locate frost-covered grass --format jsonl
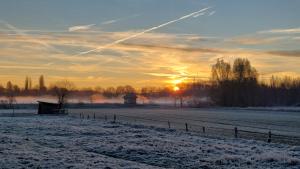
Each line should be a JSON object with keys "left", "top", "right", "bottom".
{"left": 70, "top": 108, "right": 300, "bottom": 138}
{"left": 0, "top": 115, "right": 299, "bottom": 169}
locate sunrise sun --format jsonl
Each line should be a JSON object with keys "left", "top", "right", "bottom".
{"left": 173, "top": 86, "right": 180, "bottom": 91}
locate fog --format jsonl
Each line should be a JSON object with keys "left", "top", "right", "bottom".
{"left": 0, "top": 95, "right": 209, "bottom": 107}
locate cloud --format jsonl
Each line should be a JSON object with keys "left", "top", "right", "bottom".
{"left": 101, "top": 14, "right": 140, "bottom": 25}
{"left": 293, "top": 37, "right": 300, "bottom": 40}
{"left": 0, "top": 20, "right": 62, "bottom": 53}
{"left": 1, "top": 26, "right": 299, "bottom": 59}
{"left": 117, "top": 43, "right": 225, "bottom": 54}
{"left": 1, "top": 23, "right": 300, "bottom": 87}
{"left": 266, "top": 50, "right": 300, "bottom": 57}
{"left": 101, "top": 20, "right": 117, "bottom": 25}
{"left": 227, "top": 36, "right": 289, "bottom": 45}
{"left": 114, "top": 43, "right": 300, "bottom": 58}
{"left": 0, "top": 65, "right": 50, "bottom": 70}
{"left": 68, "top": 24, "right": 96, "bottom": 32}
{"left": 259, "top": 27, "right": 300, "bottom": 34}
{"left": 68, "top": 14, "right": 141, "bottom": 33}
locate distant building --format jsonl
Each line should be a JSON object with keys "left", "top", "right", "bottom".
{"left": 123, "top": 93, "right": 137, "bottom": 105}
{"left": 37, "top": 101, "right": 67, "bottom": 114}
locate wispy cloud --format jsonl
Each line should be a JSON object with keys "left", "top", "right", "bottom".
{"left": 68, "top": 24, "right": 96, "bottom": 32}
{"left": 101, "top": 20, "right": 117, "bottom": 25}
{"left": 101, "top": 14, "right": 140, "bottom": 25}
{"left": 294, "top": 37, "right": 300, "bottom": 40}
{"left": 259, "top": 27, "right": 300, "bottom": 34}
{"left": 68, "top": 14, "right": 140, "bottom": 32}
{"left": 266, "top": 50, "right": 300, "bottom": 57}
{"left": 0, "top": 20, "right": 62, "bottom": 53}
{"left": 114, "top": 43, "right": 300, "bottom": 58}
{"left": 227, "top": 36, "right": 290, "bottom": 45}
{"left": 1, "top": 22, "right": 300, "bottom": 87}
{"left": 0, "top": 65, "right": 50, "bottom": 70}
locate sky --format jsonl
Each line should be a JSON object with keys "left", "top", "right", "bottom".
{"left": 0, "top": 0, "right": 299, "bottom": 88}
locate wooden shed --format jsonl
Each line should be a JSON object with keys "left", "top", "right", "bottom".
{"left": 123, "top": 93, "right": 137, "bottom": 105}
{"left": 37, "top": 101, "right": 66, "bottom": 115}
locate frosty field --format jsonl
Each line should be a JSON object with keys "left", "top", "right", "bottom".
{"left": 69, "top": 108, "right": 300, "bottom": 140}
{"left": 0, "top": 111, "right": 300, "bottom": 169}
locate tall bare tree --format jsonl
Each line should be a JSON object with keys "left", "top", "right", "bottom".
{"left": 24, "top": 76, "right": 29, "bottom": 91}
{"left": 6, "top": 81, "right": 16, "bottom": 114}
{"left": 211, "top": 58, "right": 259, "bottom": 107}
{"left": 52, "top": 80, "right": 75, "bottom": 108}
{"left": 39, "top": 75, "right": 46, "bottom": 92}
{"left": 232, "top": 58, "right": 258, "bottom": 82}
{"left": 211, "top": 59, "right": 231, "bottom": 84}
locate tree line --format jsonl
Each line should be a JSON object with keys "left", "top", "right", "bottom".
{"left": 210, "top": 58, "right": 300, "bottom": 107}
{"left": 0, "top": 77, "right": 172, "bottom": 98}
{"left": 1, "top": 58, "right": 300, "bottom": 107}
{"left": 0, "top": 75, "right": 47, "bottom": 96}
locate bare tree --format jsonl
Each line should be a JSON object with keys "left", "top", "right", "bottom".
{"left": 211, "top": 58, "right": 259, "bottom": 107}
{"left": 6, "top": 81, "right": 16, "bottom": 115}
{"left": 29, "top": 77, "right": 32, "bottom": 90}
{"left": 232, "top": 58, "right": 258, "bottom": 82}
{"left": 24, "top": 76, "right": 29, "bottom": 91}
{"left": 52, "top": 80, "right": 75, "bottom": 108}
{"left": 211, "top": 59, "right": 231, "bottom": 84}
{"left": 39, "top": 75, "right": 47, "bottom": 92}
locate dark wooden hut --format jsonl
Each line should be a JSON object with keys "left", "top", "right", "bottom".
{"left": 37, "top": 101, "right": 66, "bottom": 114}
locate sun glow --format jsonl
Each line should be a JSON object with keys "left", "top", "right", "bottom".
{"left": 172, "top": 79, "right": 183, "bottom": 85}
{"left": 173, "top": 86, "right": 180, "bottom": 91}
{"left": 171, "top": 78, "right": 184, "bottom": 92}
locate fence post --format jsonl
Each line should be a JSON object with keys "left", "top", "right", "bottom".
{"left": 185, "top": 123, "right": 188, "bottom": 132}
{"left": 113, "top": 114, "right": 116, "bottom": 123}
{"left": 202, "top": 126, "right": 206, "bottom": 133}
{"left": 79, "top": 113, "right": 81, "bottom": 119}
{"left": 105, "top": 115, "right": 107, "bottom": 121}
{"left": 268, "top": 131, "right": 272, "bottom": 143}
{"left": 93, "top": 113, "right": 96, "bottom": 119}
{"left": 168, "top": 121, "right": 171, "bottom": 129}
{"left": 234, "top": 127, "right": 238, "bottom": 138}
{"left": 87, "top": 115, "right": 90, "bottom": 119}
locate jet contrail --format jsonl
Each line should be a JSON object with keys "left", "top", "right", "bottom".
{"left": 76, "top": 7, "right": 211, "bottom": 56}
{"left": 208, "top": 11, "right": 216, "bottom": 16}
{"left": 193, "top": 12, "right": 206, "bottom": 18}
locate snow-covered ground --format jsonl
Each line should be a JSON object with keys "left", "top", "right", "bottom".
{"left": 69, "top": 108, "right": 300, "bottom": 138}
{"left": 0, "top": 115, "right": 299, "bottom": 169}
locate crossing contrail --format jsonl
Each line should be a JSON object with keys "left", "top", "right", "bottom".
{"left": 76, "top": 7, "right": 211, "bottom": 56}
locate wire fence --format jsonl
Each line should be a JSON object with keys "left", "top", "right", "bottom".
{"left": 70, "top": 112, "right": 300, "bottom": 146}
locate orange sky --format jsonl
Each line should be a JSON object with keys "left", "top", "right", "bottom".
{"left": 0, "top": 31, "right": 300, "bottom": 88}
{"left": 0, "top": 1, "right": 299, "bottom": 88}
